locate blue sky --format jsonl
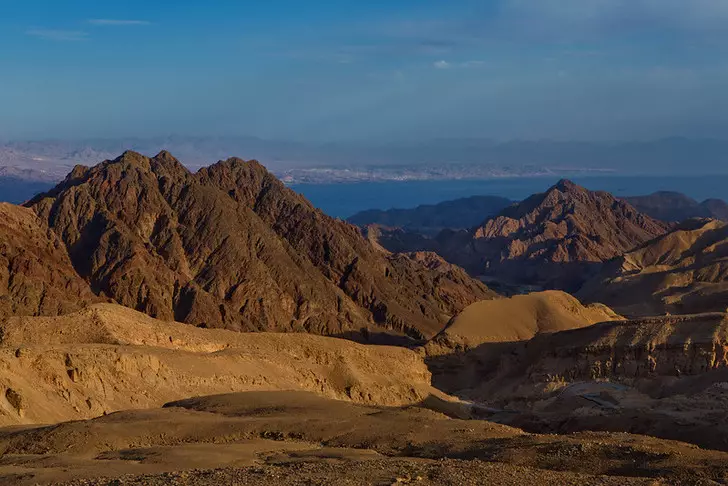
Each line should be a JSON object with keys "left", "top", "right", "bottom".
{"left": 2, "top": 0, "right": 728, "bottom": 142}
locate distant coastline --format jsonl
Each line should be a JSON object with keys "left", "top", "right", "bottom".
{"left": 292, "top": 174, "right": 728, "bottom": 219}
{"left": 275, "top": 164, "right": 615, "bottom": 185}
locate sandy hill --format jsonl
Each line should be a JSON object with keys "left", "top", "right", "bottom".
{"left": 432, "top": 180, "right": 668, "bottom": 290}
{"left": 0, "top": 203, "right": 98, "bottom": 321}
{"left": 24, "top": 151, "right": 493, "bottom": 340}
{"left": 0, "top": 303, "right": 446, "bottom": 427}
{"left": 428, "top": 291, "right": 619, "bottom": 351}
{"left": 624, "top": 191, "right": 728, "bottom": 222}
{"left": 348, "top": 195, "right": 513, "bottom": 236}
{"left": 579, "top": 218, "right": 728, "bottom": 316}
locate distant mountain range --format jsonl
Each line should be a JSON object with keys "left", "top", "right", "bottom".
{"left": 623, "top": 191, "right": 728, "bottom": 222}
{"left": 356, "top": 182, "right": 728, "bottom": 305}
{"left": 439, "top": 180, "right": 670, "bottom": 290}
{"left": 348, "top": 196, "right": 513, "bottom": 236}
{"left": 3, "top": 136, "right": 728, "bottom": 187}
{"left": 351, "top": 190, "right": 728, "bottom": 233}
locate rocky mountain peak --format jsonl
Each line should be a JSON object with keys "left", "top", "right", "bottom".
{"left": 20, "top": 151, "right": 494, "bottom": 341}
{"left": 435, "top": 180, "right": 668, "bottom": 290}
{"left": 553, "top": 178, "right": 582, "bottom": 193}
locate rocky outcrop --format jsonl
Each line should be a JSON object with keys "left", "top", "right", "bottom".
{"left": 0, "top": 203, "right": 98, "bottom": 320}
{"left": 522, "top": 313, "right": 728, "bottom": 383}
{"left": 430, "top": 312, "right": 728, "bottom": 403}
{"left": 26, "top": 151, "right": 494, "bottom": 339}
{"left": 0, "top": 303, "right": 440, "bottom": 426}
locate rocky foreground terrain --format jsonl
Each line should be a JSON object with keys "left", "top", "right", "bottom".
{"left": 0, "top": 300, "right": 727, "bottom": 484}
{"left": 4, "top": 152, "right": 728, "bottom": 484}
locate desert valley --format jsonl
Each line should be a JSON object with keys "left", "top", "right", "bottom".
{"left": 7, "top": 2, "right": 728, "bottom": 483}
{"left": 0, "top": 150, "right": 726, "bottom": 484}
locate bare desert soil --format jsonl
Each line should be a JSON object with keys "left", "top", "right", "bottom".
{"left": 2, "top": 302, "right": 728, "bottom": 484}
{"left": 1, "top": 391, "right": 724, "bottom": 485}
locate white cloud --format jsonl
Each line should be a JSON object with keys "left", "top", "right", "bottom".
{"left": 434, "top": 60, "right": 484, "bottom": 70}
{"left": 88, "top": 19, "right": 151, "bottom": 26}
{"left": 26, "top": 29, "right": 88, "bottom": 41}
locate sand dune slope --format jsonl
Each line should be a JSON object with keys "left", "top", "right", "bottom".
{"left": 0, "top": 304, "right": 437, "bottom": 426}
{"left": 429, "top": 291, "right": 619, "bottom": 351}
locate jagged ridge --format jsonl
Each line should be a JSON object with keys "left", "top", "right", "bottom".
{"left": 435, "top": 179, "right": 668, "bottom": 290}
{"left": 26, "top": 151, "right": 494, "bottom": 339}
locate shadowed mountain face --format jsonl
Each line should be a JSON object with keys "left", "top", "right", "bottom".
{"left": 623, "top": 191, "right": 728, "bottom": 223}
{"left": 347, "top": 196, "right": 513, "bottom": 236}
{"left": 431, "top": 180, "right": 669, "bottom": 290}
{"left": 0, "top": 204, "right": 98, "bottom": 321}
{"left": 26, "top": 151, "right": 493, "bottom": 340}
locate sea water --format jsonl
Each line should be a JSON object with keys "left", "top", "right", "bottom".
{"left": 292, "top": 175, "right": 728, "bottom": 219}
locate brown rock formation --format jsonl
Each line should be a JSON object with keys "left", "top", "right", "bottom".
{"left": 436, "top": 179, "right": 668, "bottom": 290}
{"left": 521, "top": 313, "right": 728, "bottom": 383}
{"left": 0, "top": 203, "right": 97, "bottom": 320}
{"left": 430, "top": 311, "right": 728, "bottom": 406}
{"left": 427, "top": 312, "right": 728, "bottom": 453}
{"left": 579, "top": 218, "right": 728, "bottom": 316}
{"left": 0, "top": 303, "right": 443, "bottom": 426}
{"left": 26, "top": 151, "right": 494, "bottom": 339}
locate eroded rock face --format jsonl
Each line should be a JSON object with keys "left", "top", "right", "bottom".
{"left": 434, "top": 180, "right": 668, "bottom": 290}
{"left": 579, "top": 218, "right": 728, "bottom": 316}
{"left": 432, "top": 312, "right": 728, "bottom": 403}
{"left": 425, "top": 312, "right": 728, "bottom": 454}
{"left": 26, "top": 151, "right": 494, "bottom": 339}
{"left": 522, "top": 313, "right": 728, "bottom": 382}
{"left": 0, "top": 203, "right": 98, "bottom": 321}
{"left": 0, "top": 303, "right": 441, "bottom": 426}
